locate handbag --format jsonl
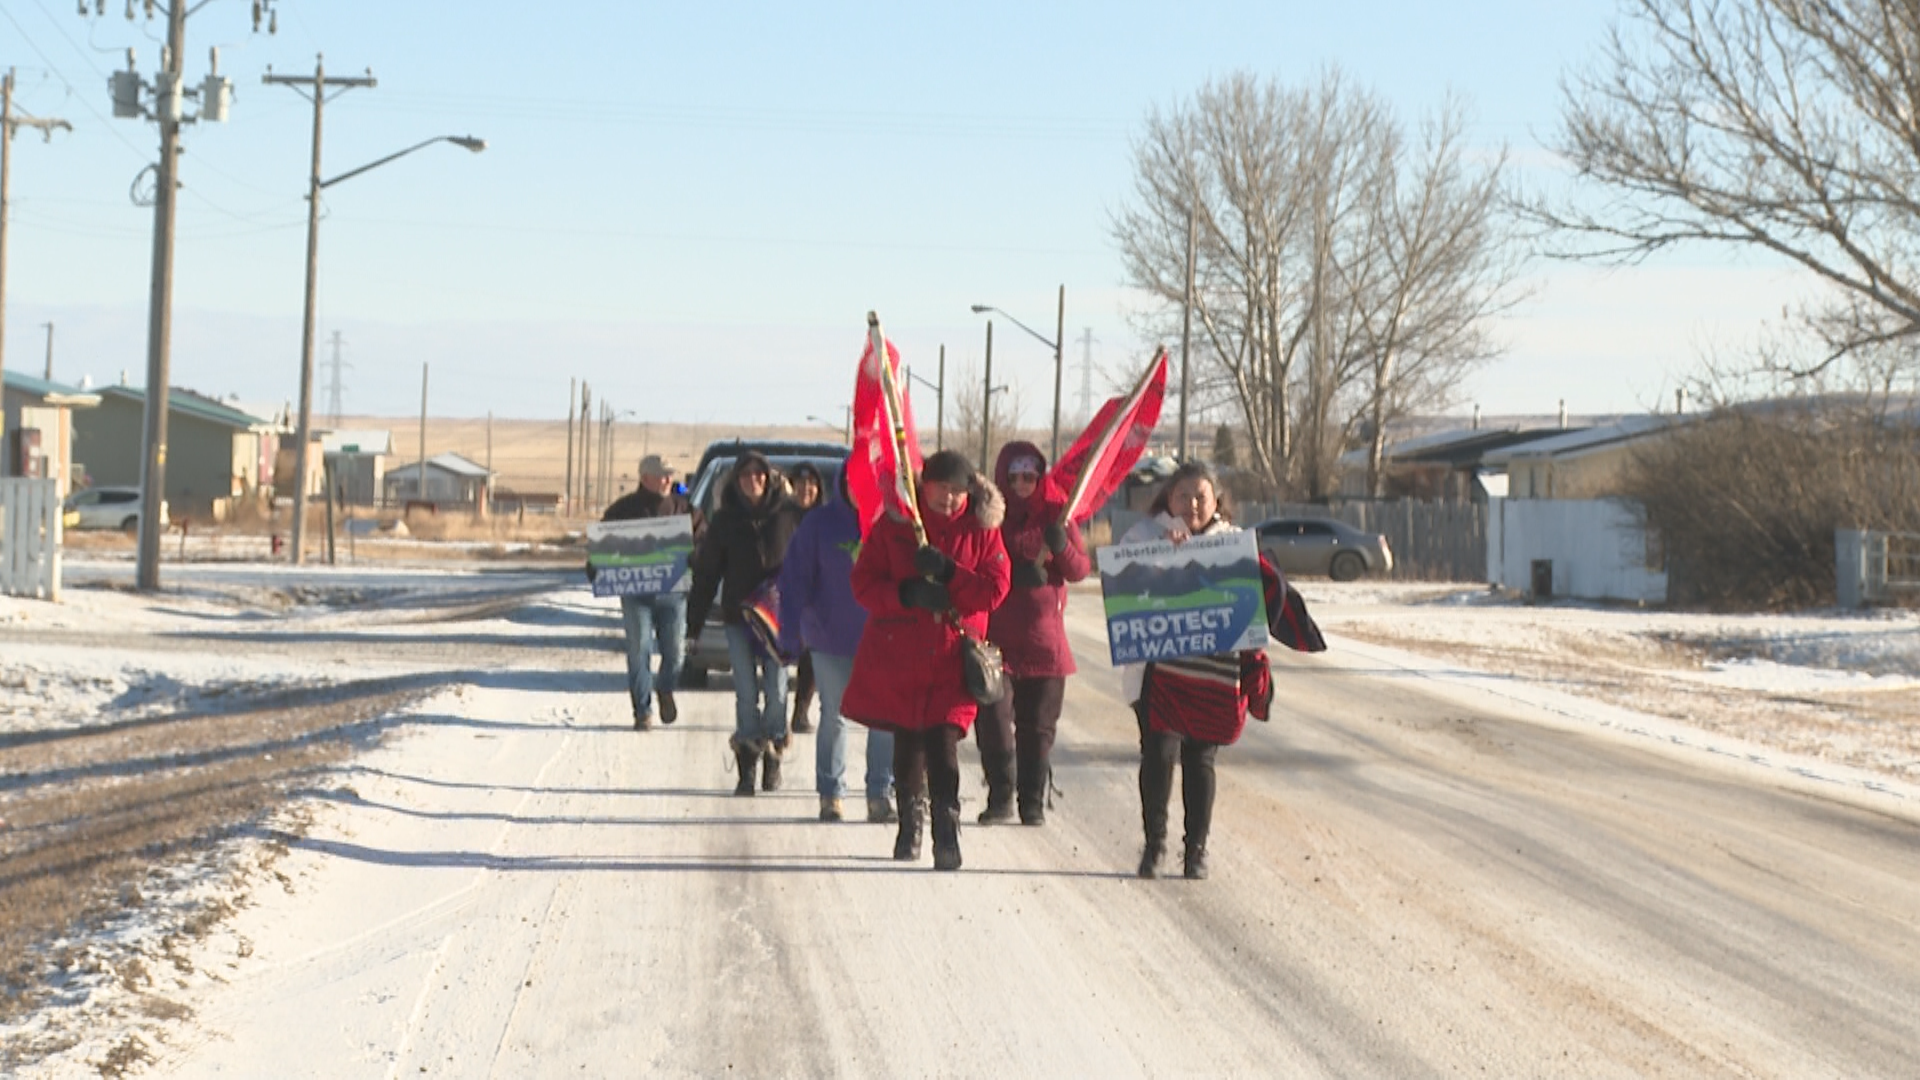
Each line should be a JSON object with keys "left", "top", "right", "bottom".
{"left": 957, "top": 624, "right": 1008, "bottom": 707}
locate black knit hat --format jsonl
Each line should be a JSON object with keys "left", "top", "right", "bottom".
{"left": 921, "top": 449, "right": 973, "bottom": 487}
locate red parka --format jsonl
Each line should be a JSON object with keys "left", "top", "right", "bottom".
{"left": 986, "top": 441, "right": 1092, "bottom": 678}
{"left": 841, "top": 476, "right": 1011, "bottom": 735}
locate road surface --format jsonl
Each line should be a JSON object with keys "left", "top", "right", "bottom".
{"left": 74, "top": 583, "right": 1920, "bottom": 1078}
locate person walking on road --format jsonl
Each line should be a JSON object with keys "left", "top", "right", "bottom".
{"left": 978, "top": 441, "right": 1090, "bottom": 826}
{"left": 777, "top": 467, "right": 896, "bottom": 824}
{"left": 842, "top": 450, "right": 1010, "bottom": 870}
{"left": 687, "top": 452, "right": 804, "bottom": 795}
{"left": 600, "top": 455, "right": 692, "bottom": 731}
{"left": 1120, "top": 461, "right": 1284, "bottom": 881}
{"left": 785, "top": 462, "right": 827, "bottom": 737}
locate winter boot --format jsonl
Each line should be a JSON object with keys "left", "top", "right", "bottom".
{"left": 977, "top": 751, "right": 1015, "bottom": 825}
{"left": 1016, "top": 755, "right": 1050, "bottom": 826}
{"left": 790, "top": 695, "right": 814, "bottom": 735}
{"left": 866, "top": 796, "right": 897, "bottom": 824}
{"left": 1138, "top": 835, "right": 1166, "bottom": 879}
{"left": 893, "top": 797, "right": 926, "bottom": 861}
{"left": 761, "top": 740, "right": 784, "bottom": 793}
{"left": 1183, "top": 843, "right": 1210, "bottom": 881}
{"left": 656, "top": 689, "right": 678, "bottom": 725}
{"left": 632, "top": 706, "right": 653, "bottom": 732}
{"left": 931, "top": 803, "right": 963, "bottom": 871}
{"left": 819, "top": 796, "right": 844, "bottom": 822}
{"left": 731, "top": 739, "right": 758, "bottom": 797}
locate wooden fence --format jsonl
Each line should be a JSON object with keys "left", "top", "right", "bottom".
{"left": 0, "top": 478, "right": 62, "bottom": 601}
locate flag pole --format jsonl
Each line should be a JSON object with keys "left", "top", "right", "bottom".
{"left": 869, "top": 311, "right": 927, "bottom": 547}
{"left": 1062, "top": 346, "right": 1168, "bottom": 523}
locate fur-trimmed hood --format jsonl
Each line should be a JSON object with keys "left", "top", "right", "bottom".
{"left": 882, "top": 471, "right": 1005, "bottom": 531}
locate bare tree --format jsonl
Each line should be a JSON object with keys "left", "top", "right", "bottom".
{"left": 1535, "top": 0, "right": 1920, "bottom": 383}
{"left": 947, "top": 362, "right": 1024, "bottom": 472}
{"left": 1117, "top": 70, "right": 1514, "bottom": 499}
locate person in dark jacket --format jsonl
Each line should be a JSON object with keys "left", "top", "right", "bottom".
{"left": 777, "top": 467, "right": 895, "bottom": 823}
{"left": 600, "top": 455, "right": 692, "bottom": 730}
{"left": 785, "top": 461, "right": 827, "bottom": 736}
{"left": 687, "top": 451, "right": 805, "bottom": 795}
{"left": 978, "top": 441, "right": 1091, "bottom": 826}
{"left": 842, "top": 450, "right": 1010, "bottom": 871}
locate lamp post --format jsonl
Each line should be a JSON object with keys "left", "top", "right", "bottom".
{"left": 970, "top": 283, "right": 1065, "bottom": 461}
{"left": 276, "top": 120, "right": 485, "bottom": 564}
{"left": 807, "top": 407, "right": 853, "bottom": 444}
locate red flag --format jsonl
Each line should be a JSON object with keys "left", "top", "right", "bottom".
{"left": 846, "top": 326, "right": 923, "bottom": 538}
{"left": 1053, "top": 348, "right": 1169, "bottom": 524}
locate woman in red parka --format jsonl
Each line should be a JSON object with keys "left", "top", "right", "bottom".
{"left": 978, "top": 441, "right": 1091, "bottom": 826}
{"left": 841, "top": 450, "right": 1010, "bottom": 871}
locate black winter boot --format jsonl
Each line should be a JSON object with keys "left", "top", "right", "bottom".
{"left": 1138, "top": 836, "right": 1166, "bottom": 879}
{"left": 731, "top": 739, "right": 758, "bottom": 797}
{"left": 893, "top": 797, "right": 926, "bottom": 861}
{"left": 761, "top": 740, "right": 784, "bottom": 792}
{"left": 1183, "top": 843, "right": 1210, "bottom": 880}
{"left": 1016, "top": 753, "right": 1050, "bottom": 826}
{"left": 977, "top": 751, "right": 1015, "bottom": 824}
{"left": 931, "top": 803, "right": 963, "bottom": 871}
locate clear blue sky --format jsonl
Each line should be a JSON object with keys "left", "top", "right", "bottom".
{"left": 2, "top": 0, "right": 1811, "bottom": 428}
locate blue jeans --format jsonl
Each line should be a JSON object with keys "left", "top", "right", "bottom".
{"left": 810, "top": 651, "right": 894, "bottom": 800}
{"left": 724, "top": 623, "right": 788, "bottom": 745}
{"left": 619, "top": 593, "right": 686, "bottom": 719}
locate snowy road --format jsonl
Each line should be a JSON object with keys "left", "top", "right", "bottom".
{"left": 20, "top": 574, "right": 1920, "bottom": 1078}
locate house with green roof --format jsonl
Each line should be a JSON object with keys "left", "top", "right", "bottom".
{"left": 71, "top": 384, "right": 284, "bottom": 520}
{"left": 3, "top": 371, "right": 102, "bottom": 500}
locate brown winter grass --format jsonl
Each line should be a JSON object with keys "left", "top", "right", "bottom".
{"left": 0, "top": 683, "right": 425, "bottom": 1066}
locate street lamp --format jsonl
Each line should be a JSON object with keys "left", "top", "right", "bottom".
{"left": 807, "top": 408, "right": 852, "bottom": 444}
{"left": 285, "top": 133, "right": 485, "bottom": 564}
{"left": 970, "top": 283, "right": 1065, "bottom": 461}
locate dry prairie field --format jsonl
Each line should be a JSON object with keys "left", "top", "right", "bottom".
{"left": 338, "top": 415, "right": 992, "bottom": 497}
{"left": 335, "top": 417, "right": 851, "bottom": 497}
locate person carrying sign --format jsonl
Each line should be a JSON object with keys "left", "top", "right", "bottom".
{"left": 841, "top": 449, "right": 1010, "bottom": 871}
{"left": 1119, "top": 460, "right": 1323, "bottom": 880}
{"left": 977, "top": 441, "right": 1091, "bottom": 827}
{"left": 600, "top": 455, "right": 692, "bottom": 730}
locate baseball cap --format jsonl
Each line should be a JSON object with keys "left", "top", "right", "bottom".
{"left": 639, "top": 454, "right": 675, "bottom": 478}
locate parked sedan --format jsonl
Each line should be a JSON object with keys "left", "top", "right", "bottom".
{"left": 1254, "top": 517, "right": 1392, "bottom": 581}
{"left": 62, "top": 487, "right": 169, "bottom": 533}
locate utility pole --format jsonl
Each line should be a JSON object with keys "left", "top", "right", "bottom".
{"left": 1077, "top": 327, "right": 1095, "bottom": 426}
{"left": 563, "top": 378, "right": 575, "bottom": 516}
{"left": 1, "top": 68, "right": 71, "bottom": 475}
{"left": 416, "top": 362, "right": 428, "bottom": 502}
{"left": 936, "top": 344, "right": 946, "bottom": 451}
{"left": 322, "top": 330, "right": 349, "bottom": 426}
{"left": 578, "top": 383, "right": 592, "bottom": 514}
{"left": 1178, "top": 206, "right": 1196, "bottom": 462}
{"left": 86, "top": 0, "right": 252, "bottom": 590}
{"left": 1051, "top": 284, "right": 1065, "bottom": 461}
{"left": 265, "top": 56, "right": 375, "bottom": 565}
{"left": 42, "top": 322, "right": 54, "bottom": 380}
{"left": 981, "top": 321, "right": 994, "bottom": 471}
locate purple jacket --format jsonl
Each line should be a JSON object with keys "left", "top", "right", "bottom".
{"left": 776, "top": 494, "right": 867, "bottom": 658}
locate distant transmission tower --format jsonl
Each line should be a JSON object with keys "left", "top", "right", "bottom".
{"left": 1076, "top": 327, "right": 1096, "bottom": 423}
{"left": 323, "top": 331, "right": 351, "bottom": 426}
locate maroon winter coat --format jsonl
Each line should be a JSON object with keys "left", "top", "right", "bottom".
{"left": 986, "top": 441, "right": 1092, "bottom": 678}
{"left": 841, "top": 476, "right": 1011, "bottom": 735}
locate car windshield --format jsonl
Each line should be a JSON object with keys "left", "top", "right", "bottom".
{"left": 692, "top": 454, "right": 844, "bottom": 519}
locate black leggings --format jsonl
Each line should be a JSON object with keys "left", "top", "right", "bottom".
{"left": 893, "top": 724, "right": 962, "bottom": 815}
{"left": 1135, "top": 704, "right": 1220, "bottom": 849}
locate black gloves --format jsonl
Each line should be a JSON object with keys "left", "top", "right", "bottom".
{"left": 584, "top": 562, "right": 598, "bottom": 583}
{"left": 1011, "top": 560, "right": 1047, "bottom": 589}
{"left": 1043, "top": 522, "right": 1069, "bottom": 555}
{"left": 913, "top": 544, "right": 956, "bottom": 583}
{"left": 898, "top": 578, "right": 952, "bottom": 611}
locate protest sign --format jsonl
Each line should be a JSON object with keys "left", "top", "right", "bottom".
{"left": 1098, "top": 528, "right": 1268, "bottom": 665}
{"left": 586, "top": 516, "right": 694, "bottom": 598}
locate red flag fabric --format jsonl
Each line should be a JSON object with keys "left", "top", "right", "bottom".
{"left": 1053, "top": 349, "right": 1169, "bottom": 524}
{"left": 847, "top": 334, "right": 923, "bottom": 538}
